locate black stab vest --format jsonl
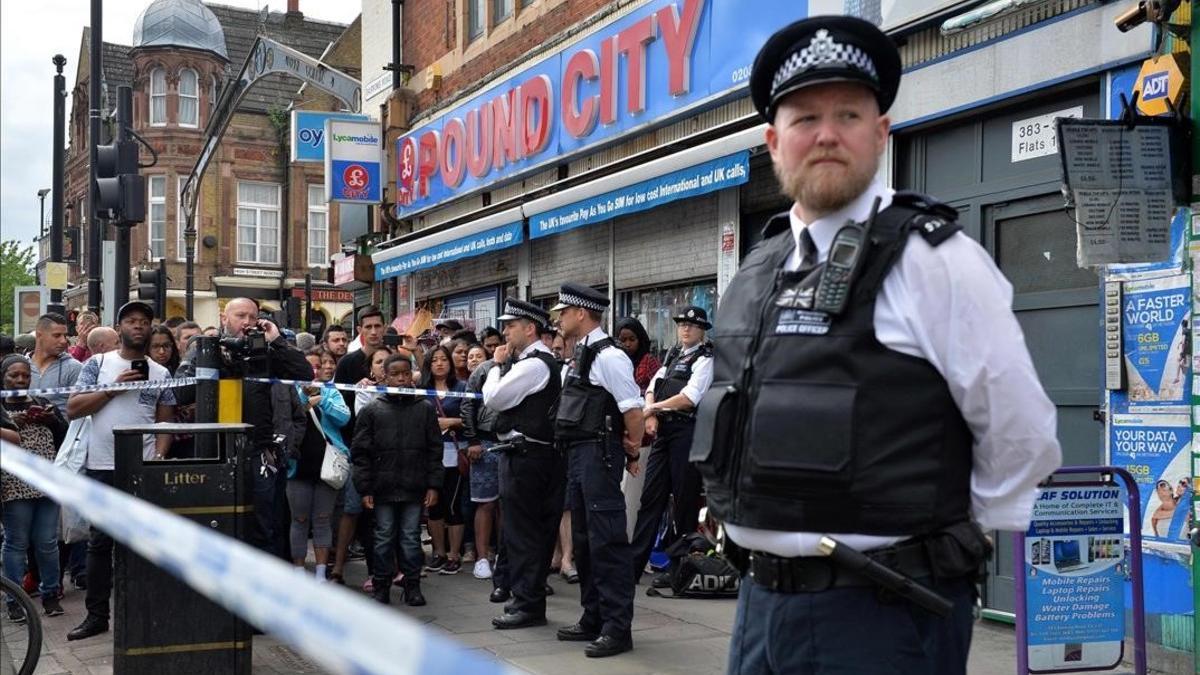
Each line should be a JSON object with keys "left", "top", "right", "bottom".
{"left": 555, "top": 337, "right": 625, "bottom": 442}
{"left": 494, "top": 350, "right": 561, "bottom": 444}
{"left": 691, "top": 193, "right": 974, "bottom": 536}
{"left": 652, "top": 342, "right": 713, "bottom": 402}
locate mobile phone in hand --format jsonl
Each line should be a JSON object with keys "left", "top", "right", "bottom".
{"left": 131, "top": 359, "right": 149, "bottom": 379}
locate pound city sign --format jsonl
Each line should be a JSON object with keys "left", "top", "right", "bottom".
{"left": 395, "top": 0, "right": 809, "bottom": 215}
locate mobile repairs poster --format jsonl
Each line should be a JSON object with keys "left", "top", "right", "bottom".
{"left": 1114, "top": 274, "right": 1190, "bottom": 413}
{"left": 1025, "top": 486, "right": 1125, "bottom": 671}
{"left": 1110, "top": 413, "right": 1193, "bottom": 545}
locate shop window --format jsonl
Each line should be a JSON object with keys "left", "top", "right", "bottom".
{"left": 468, "top": 0, "right": 485, "bottom": 40}
{"left": 176, "top": 176, "right": 196, "bottom": 261}
{"left": 179, "top": 68, "right": 199, "bottom": 127}
{"left": 494, "top": 0, "right": 513, "bottom": 23}
{"left": 307, "top": 185, "right": 328, "bottom": 267}
{"left": 149, "top": 68, "right": 167, "bottom": 125}
{"left": 148, "top": 175, "right": 166, "bottom": 259}
{"left": 443, "top": 287, "right": 501, "bottom": 331}
{"left": 619, "top": 281, "right": 716, "bottom": 359}
{"left": 236, "top": 181, "right": 281, "bottom": 264}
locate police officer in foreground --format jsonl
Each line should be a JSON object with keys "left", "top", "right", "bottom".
{"left": 691, "top": 16, "right": 1063, "bottom": 674}
{"left": 482, "top": 298, "right": 564, "bottom": 630}
{"left": 630, "top": 306, "right": 713, "bottom": 585}
{"left": 552, "top": 283, "right": 644, "bottom": 658}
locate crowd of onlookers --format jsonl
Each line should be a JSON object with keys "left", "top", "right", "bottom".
{"left": 0, "top": 301, "right": 670, "bottom": 628}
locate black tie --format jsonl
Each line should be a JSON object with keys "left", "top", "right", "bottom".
{"left": 796, "top": 228, "right": 818, "bottom": 273}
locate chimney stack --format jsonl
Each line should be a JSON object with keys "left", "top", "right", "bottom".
{"left": 287, "top": 0, "right": 300, "bottom": 14}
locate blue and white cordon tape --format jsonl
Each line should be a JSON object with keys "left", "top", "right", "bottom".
{"left": 0, "top": 377, "right": 482, "bottom": 400}
{"left": 0, "top": 441, "right": 517, "bottom": 675}
{"left": 0, "top": 378, "right": 198, "bottom": 398}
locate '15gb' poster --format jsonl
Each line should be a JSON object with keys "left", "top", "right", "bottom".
{"left": 1115, "top": 275, "right": 1190, "bottom": 414}
{"left": 1109, "top": 413, "right": 1192, "bottom": 545}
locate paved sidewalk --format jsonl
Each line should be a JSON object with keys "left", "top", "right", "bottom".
{"left": 23, "top": 556, "right": 1022, "bottom": 675}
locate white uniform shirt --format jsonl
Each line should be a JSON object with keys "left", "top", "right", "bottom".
{"left": 482, "top": 342, "right": 554, "bottom": 441}
{"left": 561, "top": 327, "right": 645, "bottom": 413}
{"left": 725, "top": 179, "right": 1063, "bottom": 557}
{"left": 646, "top": 343, "right": 714, "bottom": 407}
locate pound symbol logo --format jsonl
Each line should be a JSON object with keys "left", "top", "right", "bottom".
{"left": 341, "top": 163, "right": 371, "bottom": 200}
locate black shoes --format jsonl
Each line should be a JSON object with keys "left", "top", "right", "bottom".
{"left": 489, "top": 587, "right": 511, "bottom": 603}
{"left": 6, "top": 604, "right": 26, "bottom": 625}
{"left": 371, "top": 577, "right": 391, "bottom": 604}
{"left": 544, "top": 583, "right": 555, "bottom": 596}
{"left": 650, "top": 572, "right": 673, "bottom": 589}
{"left": 43, "top": 595, "right": 65, "bottom": 617}
{"left": 403, "top": 581, "right": 427, "bottom": 607}
{"left": 67, "top": 615, "right": 109, "bottom": 641}
{"left": 491, "top": 610, "right": 547, "bottom": 630}
{"left": 585, "top": 634, "right": 633, "bottom": 658}
{"left": 556, "top": 622, "right": 600, "bottom": 642}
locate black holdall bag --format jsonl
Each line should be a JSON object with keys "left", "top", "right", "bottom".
{"left": 647, "top": 533, "right": 740, "bottom": 599}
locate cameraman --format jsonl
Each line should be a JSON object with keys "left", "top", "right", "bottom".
{"left": 178, "top": 297, "right": 313, "bottom": 554}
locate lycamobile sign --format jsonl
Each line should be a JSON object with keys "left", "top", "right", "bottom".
{"left": 325, "top": 119, "right": 383, "bottom": 204}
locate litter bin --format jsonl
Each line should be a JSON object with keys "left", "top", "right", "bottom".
{"left": 112, "top": 422, "right": 253, "bottom": 675}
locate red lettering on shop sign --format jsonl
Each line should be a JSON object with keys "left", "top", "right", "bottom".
{"left": 416, "top": 130, "right": 440, "bottom": 199}
{"left": 563, "top": 49, "right": 600, "bottom": 138}
{"left": 599, "top": 36, "right": 620, "bottom": 126}
{"left": 520, "top": 75, "right": 554, "bottom": 156}
{"left": 617, "top": 15, "right": 657, "bottom": 114}
{"left": 398, "top": 0, "right": 706, "bottom": 201}
{"left": 440, "top": 117, "right": 467, "bottom": 188}
{"left": 658, "top": 0, "right": 703, "bottom": 96}
{"left": 466, "top": 107, "right": 493, "bottom": 178}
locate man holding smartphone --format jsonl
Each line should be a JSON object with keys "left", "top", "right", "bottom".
{"left": 66, "top": 301, "right": 176, "bottom": 641}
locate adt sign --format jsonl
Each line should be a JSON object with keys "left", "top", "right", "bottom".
{"left": 1134, "top": 54, "right": 1187, "bottom": 116}
{"left": 291, "top": 110, "right": 371, "bottom": 163}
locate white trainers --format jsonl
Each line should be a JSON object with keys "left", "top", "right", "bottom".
{"left": 473, "top": 558, "right": 493, "bottom": 579}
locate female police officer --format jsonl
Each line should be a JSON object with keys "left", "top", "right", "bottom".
{"left": 691, "top": 15, "right": 1062, "bottom": 674}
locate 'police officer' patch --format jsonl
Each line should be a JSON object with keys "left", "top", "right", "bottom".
{"left": 774, "top": 309, "right": 831, "bottom": 335}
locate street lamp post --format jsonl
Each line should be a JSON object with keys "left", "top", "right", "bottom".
{"left": 184, "top": 222, "right": 197, "bottom": 319}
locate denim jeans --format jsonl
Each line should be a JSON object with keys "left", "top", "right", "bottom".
{"left": 2, "top": 497, "right": 62, "bottom": 597}
{"left": 372, "top": 501, "right": 424, "bottom": 581}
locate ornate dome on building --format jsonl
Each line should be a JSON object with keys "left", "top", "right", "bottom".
{"left": 131, "top": 0, "right": 228, "bottom": 60}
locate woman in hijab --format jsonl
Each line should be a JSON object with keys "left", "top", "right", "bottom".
{"left": 615, "top": 317, "right": 660, "bottom": 394}
{"left": 614, "top": 317, "right": 660, "bottom": 542}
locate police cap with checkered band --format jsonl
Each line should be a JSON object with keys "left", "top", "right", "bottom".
{"left": 750, "top": 15, "right": 901, "bottom": 123}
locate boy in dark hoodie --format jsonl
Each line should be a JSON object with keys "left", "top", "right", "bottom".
{"left": 352, "top": 354, "right": 443, "bottom": 605}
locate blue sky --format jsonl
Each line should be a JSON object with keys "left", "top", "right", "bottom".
{"left": 0, "top": 1, "right": 361, "bottom": 256}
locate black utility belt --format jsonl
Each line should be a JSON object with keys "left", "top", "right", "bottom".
{"left": 657, "top": 411, "right": 695, "bottom": 425}
{"left": 749, "top": 540, "right": 932, "bottom": 594}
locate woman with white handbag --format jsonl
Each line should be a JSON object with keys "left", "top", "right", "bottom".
{"left": 287, "top": 350, "right": 350, "bottom": 582}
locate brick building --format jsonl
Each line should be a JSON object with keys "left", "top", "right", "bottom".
{"left": 63, "top": 0, "right": 358, "bottom": 329}
{"left": 359, "top": 0, "right": 801, "bottom": 352}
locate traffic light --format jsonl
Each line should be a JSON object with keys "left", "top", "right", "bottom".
{"left": 95, "top": 137, "right": 145, "bottom": 224}
{"left": 137, "top": 266, "right": 166, "bottom": 319}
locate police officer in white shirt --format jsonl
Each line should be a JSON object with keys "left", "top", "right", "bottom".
{"left": 691, "top": 16, "right": 1062, "bottom": 674}
{"left": 630, "top": 306, "right": 713, "bottom": 586}
{"left": 551, "top": 283, "right": 644, "bottom": 658}
{"left": 483, "top": 298, "right": 563, "bottom": 631}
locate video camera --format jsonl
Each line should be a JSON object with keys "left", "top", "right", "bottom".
{"left": 219, "top": 326, "right": 270, "bottom": 377}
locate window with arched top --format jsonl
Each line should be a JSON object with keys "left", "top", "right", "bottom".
{"left": 179, "top": 68, "right": 199, "bottom": 127}
{"left": 150, "top": 68, "right": 167, "bottom": 125}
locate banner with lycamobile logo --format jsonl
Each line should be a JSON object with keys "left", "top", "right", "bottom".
{"left": 325, "top": 119, "right": 383, "bottom": 204}
{"left": 1109, "top": 413, "right": 1192, "bottom": 546}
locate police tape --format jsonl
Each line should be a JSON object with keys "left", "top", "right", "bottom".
{"left": 0, "top": 441, "right": 518, "bottom": 675}
{"left": 0, "top": 377, "right": 198, "bottom": 398}
{"left": 244, "top": 377, "right": 483, "bottom": 399}
{"left": 0, "top": 377, "right": 483, "bottom": 400}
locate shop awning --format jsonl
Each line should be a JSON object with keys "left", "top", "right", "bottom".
{"left": 373, "top": 207, "right": 524, "bottom": 280}
{"left": 523, "top": 126, "right": 762, "bottom": 239}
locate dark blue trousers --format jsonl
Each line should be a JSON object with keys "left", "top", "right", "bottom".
{"left": 630, "top": 420, "right": 703, "bottom": 581}
{"left": 499, "top": 447, "right": 566, "bottom": 616}
{"left": 565, "top": 438, "right": 634, "bottom": 639}
{"left": 727, "top": 573, "right": 975, "bottom": 674}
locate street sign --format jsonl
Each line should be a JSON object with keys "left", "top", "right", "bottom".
{"left": 325, "top": 119, "right": 383, "bottom": 204}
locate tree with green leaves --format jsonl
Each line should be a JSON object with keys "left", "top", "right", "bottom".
{"left": 0, "top": 240, "right": 37, "bottom": 335}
